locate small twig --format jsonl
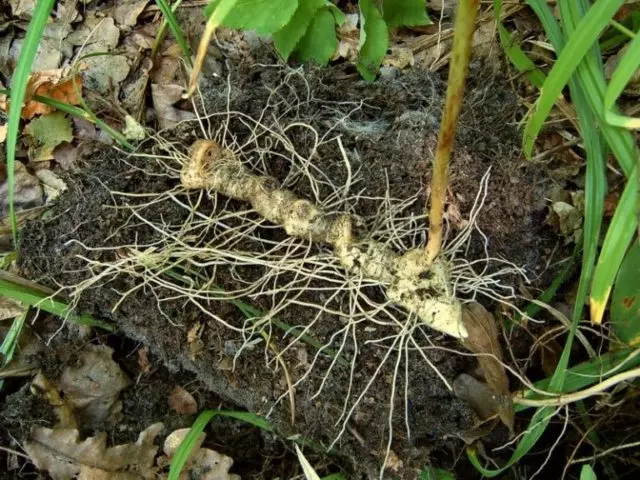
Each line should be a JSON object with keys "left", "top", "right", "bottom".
{"left": 425, "top": 0, "right": 480, "bottom": 264}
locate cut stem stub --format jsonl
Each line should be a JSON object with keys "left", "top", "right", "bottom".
{"left": 181, "top": 140, "right": 467, "bottom": 338}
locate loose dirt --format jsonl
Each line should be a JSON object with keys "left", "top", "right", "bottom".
{"left": 14, "top": 55, "right": 561, "bottom": 478}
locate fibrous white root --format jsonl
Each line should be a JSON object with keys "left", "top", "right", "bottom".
{"left": 181, "top": 140, "right": 467, "bottom": 338}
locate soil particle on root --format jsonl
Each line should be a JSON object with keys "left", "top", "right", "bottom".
{"left": 18, "top": 59, "right": 558, "bottom": 477}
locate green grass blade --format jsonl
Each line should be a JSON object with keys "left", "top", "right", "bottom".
{"left": 604, "top": 30, "right": 640, "bottom": 129}
{"left": 493, "top": 0, "right": 545, "bottom": 89}
{"left": 0, "top": 309, "right": 28, "bottom": 390}
{"left": 168, "top": 409, "right": 273, "bottom": 480}
{"left": 5, "top": 0, "right": 56, "bottom": 245}
{"left": 516, "top": 347, "right": 640, "bottom": 412}
{"left": 522, "top": 0, "right": 626, "bottom": 158}
{"left": 33, "top": 94, "right": 134, "bottom": 150}
{"left": 151, "top": 0, "right": 185, "bottom": 59}
{"left": 0, "top": 273, "right": 116, "bottom": 331}
{"left": 590, "top": 176, "right": 638, "bottom": 323}
{"left": 154, "top": 0, "right": 192, "bottom": 64}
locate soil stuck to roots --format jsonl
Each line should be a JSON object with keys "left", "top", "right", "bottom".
{"left": 19, "top": 60, "right": 556, "bottom": 477}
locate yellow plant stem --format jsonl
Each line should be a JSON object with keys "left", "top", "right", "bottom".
{"left": 185, "top": 0, "right": 238, "bottom": 98}
{"left": 425, "top": 0, "right": 480, "bottom": 264}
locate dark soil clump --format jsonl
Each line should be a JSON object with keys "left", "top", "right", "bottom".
{"left": 17, "top": 59, "right": 559, "bottom": 478}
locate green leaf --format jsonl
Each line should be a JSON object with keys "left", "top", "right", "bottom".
{"left": 580, "top": 465, "right": 598, "bottom": 480}
{"left": 382, "top": 0, "right": 431, "bottom": 27}
{"left": 590, "top": 175, "right": 638, "bottom": 324}
{"left": 6, "top": 0, "right": 57, "bottom": 245}
{"left": 420, "top": 467, "right": 456, "bottom": 480}
{"left": 611, "top": 239, "right": 640, "bottom": 345}
{"left": 493, "top": 0, "right": 545, "bottom": 88}
{"left": 522, "top": 0, "right": 627, "bottom": 158}
{"left": 205, "top": 0, "right": 299, "bottom": 34}
{"left": 357, "top": 0, "right": 389, "bottom": 81}
{"left": 273, "top": 0, "right": 326, "bottom": 60}
{"left": 604, "top": 30, "right": 640, "bottom": 129}
{"left": 169, "top": 409, "right": 273, "bottom": 480}
{"left": 154, "top": 0, "right": 192, "bottom": 63}
{"left": 23, "top": 112, "right": 72, "bottom": 161}
{"left": 516, "top": 347, "right": 640, "bottom": 412}
{"left": 0, "top": 272, "right": 115, "bottom": 332}
{"left": 294, "top": 7, "right": 338, "bottom": 64}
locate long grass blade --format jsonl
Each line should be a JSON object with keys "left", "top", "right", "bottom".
{"left": 0, "top": 272, "right": 115, "bottom": 331}
{"left": 522, "top": 0, "right": 626, "bottom": 157}
{"left": 168, "top": 409, "right": 273, "bottom": 480}
{"left": 5, "top": 0, "right": 56, "bottom": 245}
{"left": 604, "top": 30, "right": 640, "bottom": 129}
{"left": 493, "top": 0, "right": 545, "bottom": 89}
{"left": 590, "top": 176, "right": 638, "bottom": 323}
{"left": 154, "top": 0, "right": 192, "bottom": 64}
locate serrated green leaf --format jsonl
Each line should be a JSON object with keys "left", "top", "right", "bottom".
{"left": 325, "top": 1, "right": 345, "bottom": 25}
{"left": 205, "top": 0, "right": 298, "bottom": 34}
{"left": 382, "top": 0, "right": 431, "bottom": 27}
{"left": 23, "top": 111, "right": 72, "bottom": 161}
{"left": 294, "top": 7, "right": 338, "bottom": 64}
{"left": 357, "top": 0, "right": 389, "bottom": 81}
{"left": 273, "top": 0, "right": 325, "bottom": 60}
{"left": 611, "top": 239, "right": 640, "bottom": 345}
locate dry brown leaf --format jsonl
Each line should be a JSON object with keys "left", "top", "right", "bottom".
{"left": 460, "top": 302, "right": 514, "bottom": 434}
{"left": 151, "top": 84, "right": 196, "bottom": 130}
{"left": 137, "top": 346, "right": 152, "bottom": 374}
{"left": 17, "top": 71, "right": 83, "bottom": 120}
{"left": 0, "top": 163, "right": 44, "bottom": 217}
{"left": 0, "top": 295, "right": 23, "bottom": 320}
{"left": 113, "top": 0, "right": 150, "bottom": 27}
{"left": 9, "top": 0, "right": 36, "bottom": 19}
{"left": 168, "top": 386, "right": 198, "bottom": 415}
{"left": 24, "top": 423, "right": 163, "bottom": 480}
{"left": 31, "top": 372, "right": 77, "bottom": 429}
{"left": 59, "top": 344, "right": 131, "bottom": 430}
{"left": 66, "top": 14, "right": 120, "bottom": 51}
{"left": 163, "top": 429, "right": 239, "bottom": 480}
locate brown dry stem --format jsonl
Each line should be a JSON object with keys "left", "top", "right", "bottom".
{"left": 425, "top": 0, "right": 480, "bottom": 264}
{"left": 182, "top": 140, "right": 467, "bottom": 338}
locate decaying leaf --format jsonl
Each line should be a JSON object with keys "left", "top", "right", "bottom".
{"left": 24, "top": 112, "right": 73, "bottom": 161}
{"left": 168, "top": 386, "right": 198, "bottom": 415}
{"left": 9, "top": 37, "right": 63, "bottom": 75}
{"left": 66, "top": 14, "right": 120, "bottom": 51}
{"left": 82, "top": 54, "right": 131, "bottom": 95}
{"left": 0, "top": 123, "right": 7, "bottom": 144}
{"left": 0, "top": 295, "right": 23, "bottom": 320}
{"left": 113, "top": 0, "right": 150, "bottom": 27}
{"left": 9, "top": 0, "right": 36, "bottom": 19}
{"left": 16, "top": 71, "right": 83, "bottom": 120}
{"left": 0, "top": 162, "right": 44, "bottom": 217}
{"left": 460, "top": 302, "right": 513, "bottom": 433}
{"left": 31, "top": 373, "right": 77, "bottom": 429}
{"left": 163, "top": 428, "right": 240, "bottom": 480}
{"left": 151, "top": 84, "right": 196, "bottom": 130}
{"left": 59, "top": 344, "right": 131, "bottom": 430}
{"left": 35, "top": 168, "right": 68, "bottom": 202}
{"left": 382, "top": 47, "right": 414, "bottom": 69}
{"left": 24, "top": 423, "right": 163, "bottom": 480}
